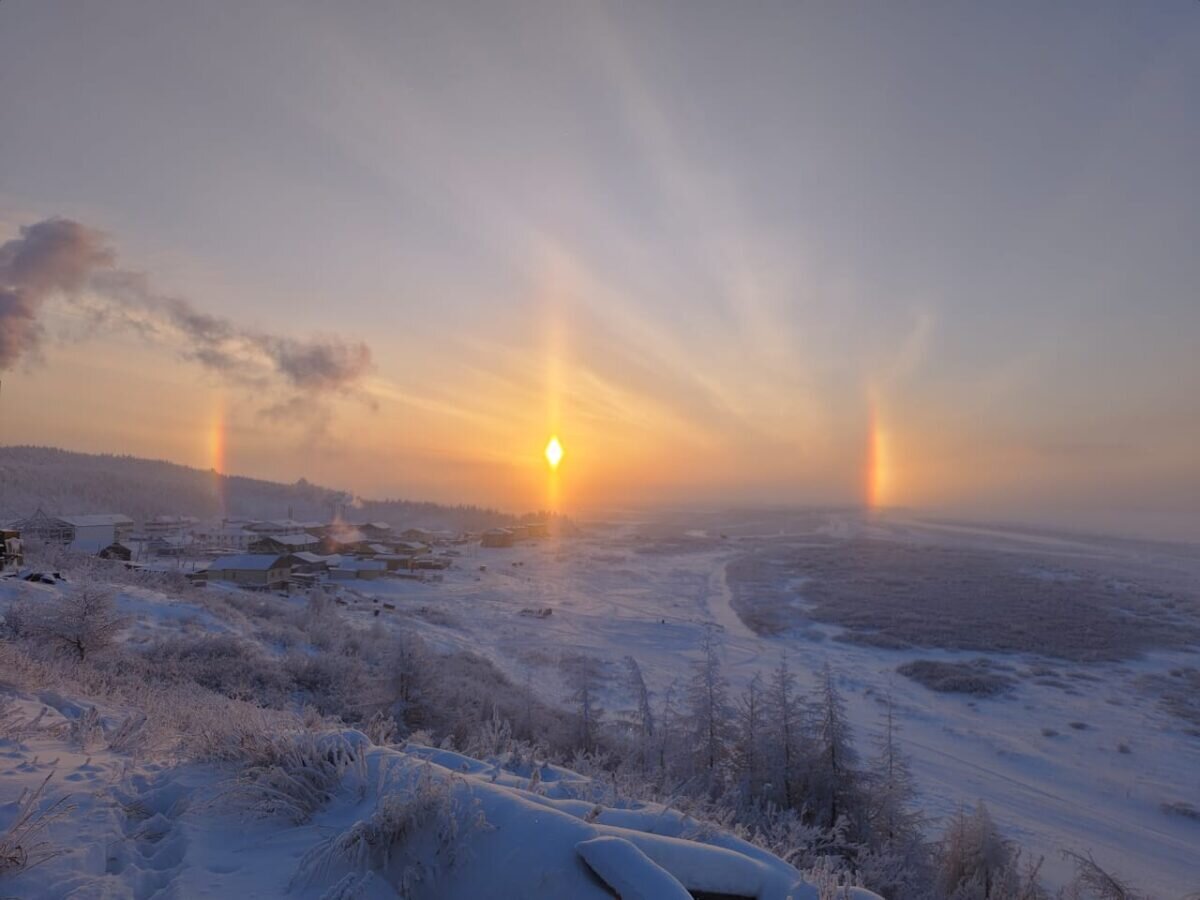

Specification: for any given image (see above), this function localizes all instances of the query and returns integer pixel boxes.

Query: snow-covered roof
[60,514,134,527]
[336,559,386,571]
[149,535,190,546]
[290,551,331,564]
[253,533,316,547]
[207,554,288,571]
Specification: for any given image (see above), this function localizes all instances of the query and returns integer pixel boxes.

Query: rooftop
[207,554,287,571]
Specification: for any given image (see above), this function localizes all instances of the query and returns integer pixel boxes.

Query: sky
[1,1,1198,535]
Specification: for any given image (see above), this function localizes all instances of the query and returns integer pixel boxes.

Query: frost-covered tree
[388,631,427,729]
[683,629,732,789]
[936,803,1020,899]
[860,694,933,898]
[732,672,767,799]
[656,678,684,784]
[562,655,604,754]
[1060,850,1145,900]
[763,654,805,810]
[867,695,924,848]
[624,656,655,776]
[810,662,861,833]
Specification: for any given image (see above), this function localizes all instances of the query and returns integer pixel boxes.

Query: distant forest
[0,446,524,530]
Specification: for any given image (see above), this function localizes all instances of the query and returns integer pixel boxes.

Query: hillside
[0,445,517,530]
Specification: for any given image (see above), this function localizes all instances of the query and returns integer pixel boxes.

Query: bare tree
[624,656,655,776]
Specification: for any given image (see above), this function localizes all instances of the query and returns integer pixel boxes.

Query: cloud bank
[0,218,373,397]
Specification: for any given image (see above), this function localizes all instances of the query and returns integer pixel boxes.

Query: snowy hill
[0,445,516,530]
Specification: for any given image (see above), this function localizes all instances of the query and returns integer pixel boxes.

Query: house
[399,528,433,543]
[320,528,370,555]
[206,554,290,590]
[330,559,386,581]
[147,534,191,556]
[481,528,514,548]
[287,551,334,574]
[360,522,393,540]
[194,524,256,552]
[144,516,199,539]
[246,519,308,536]
[413,556,451,571]
[392,540,428,555]
[522,521,550,538]
[373,554,414,572]
[11,509,134,551]
[249,533,319,554]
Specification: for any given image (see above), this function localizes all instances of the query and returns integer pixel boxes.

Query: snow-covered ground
[2,509,1196,897]
[327,511,1200,897]
[0,709,854,899]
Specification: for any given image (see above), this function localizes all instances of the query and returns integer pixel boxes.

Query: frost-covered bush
[284,649,370,716]
[9,584,126,661]
[224,730,369,824]
[0,772,75,878]
[294,762,489,894]
[140,634,292,705]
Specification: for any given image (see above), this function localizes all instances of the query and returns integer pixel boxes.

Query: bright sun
[544,436,564,470]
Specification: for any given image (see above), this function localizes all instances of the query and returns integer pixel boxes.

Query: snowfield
[1,508,1198,898]
[319,511,1200,897]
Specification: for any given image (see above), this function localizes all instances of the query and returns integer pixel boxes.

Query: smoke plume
[0,217,373,396]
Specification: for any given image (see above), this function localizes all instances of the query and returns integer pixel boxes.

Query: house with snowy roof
[249,532,319,554]
[11,509,134,551]
[205,553,291,590]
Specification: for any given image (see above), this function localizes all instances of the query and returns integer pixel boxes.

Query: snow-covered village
[2,2,1200,899]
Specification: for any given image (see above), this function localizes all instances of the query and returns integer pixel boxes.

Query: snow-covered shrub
[140,634,291,705]
[0,697,67,743]
[284,649,369,716]
[69,705,104,751]
[364,710,400,747]
[0,772,75,878]
[294,762,489,895]
[223,730,368,824]
[105,711,162,756]
[803,855,866,899]
[11,584,126,661]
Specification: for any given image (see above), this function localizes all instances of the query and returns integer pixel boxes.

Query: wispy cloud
[0,218,374,409]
